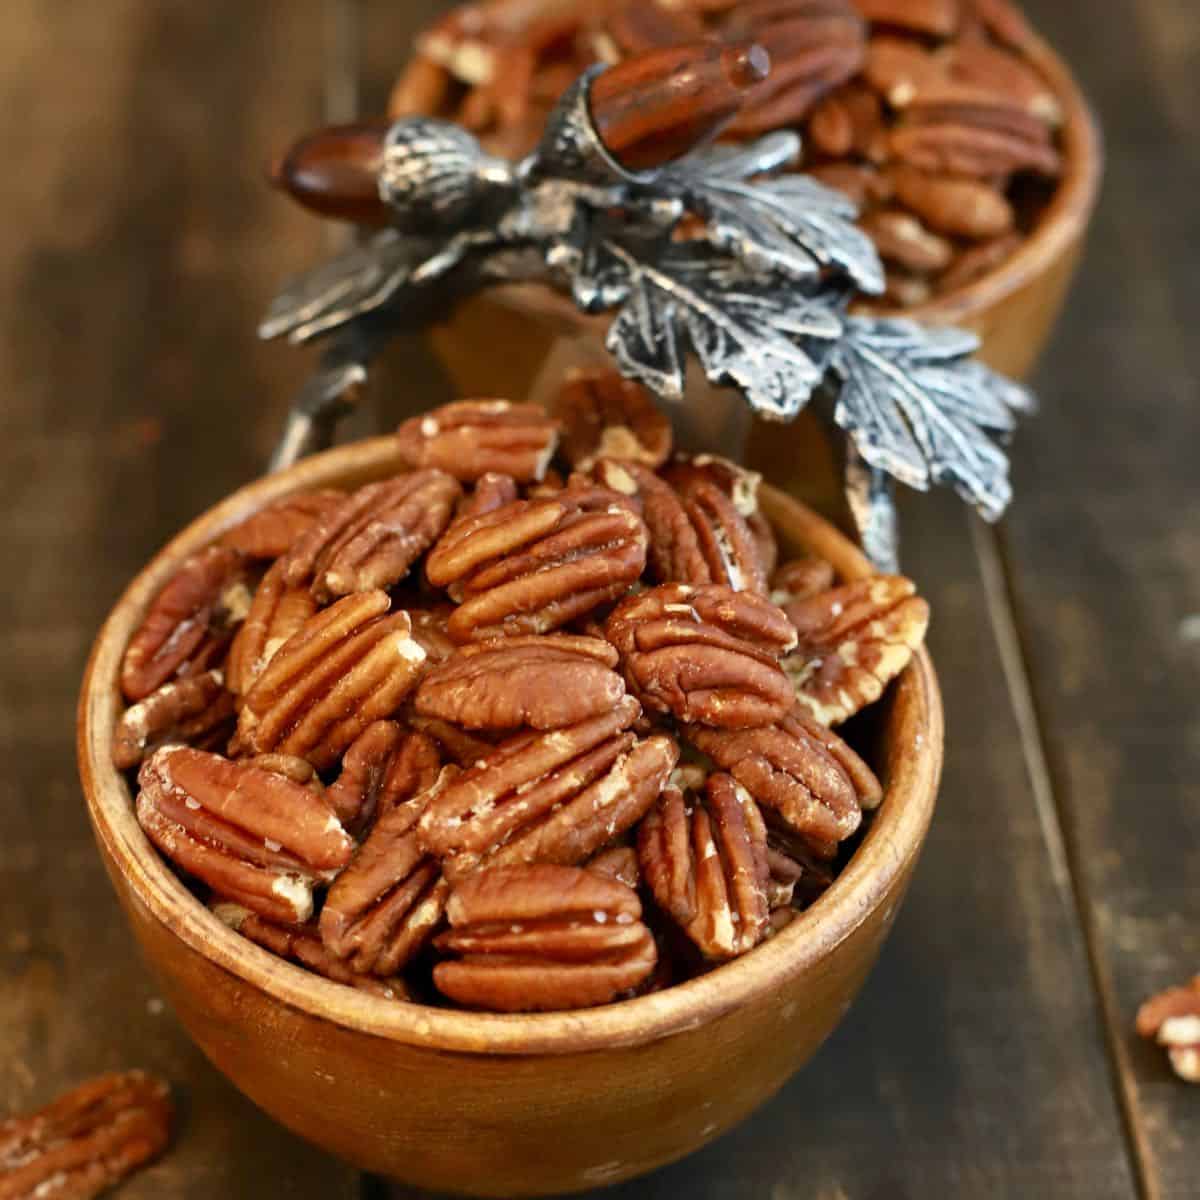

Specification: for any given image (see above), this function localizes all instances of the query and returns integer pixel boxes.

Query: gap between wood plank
[970,514,1159,1200]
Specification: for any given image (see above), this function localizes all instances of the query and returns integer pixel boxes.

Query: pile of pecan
[112,370,928,1012]
[390,0,1062,307]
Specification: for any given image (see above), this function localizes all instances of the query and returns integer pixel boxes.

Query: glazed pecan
[425,494,648,641]
[225,557,318,696]
[859,208,954,273]
[395,400,561,483]
[418,696,678,879]
[234,591,427,770]
[324,721,441,831]
[220,490,345,559]
[212,902,409,1000]
[1136,976,1200,1084]
[433,864,657,1011]
[136,747,354,924]
[551,368,672,472]
[319,791,449,976]
[120,546,250,702]
[780,574,929,725]
[457,472,519,520]
[771,557,837,604]
[888,164,1013,239]
[414,634,625,731]
[0,1071,171,1200]
[638,773,770,960]
[605,584,797,728]
[112,669,235,770]
[687,707,882,849]
[282,471,462,601]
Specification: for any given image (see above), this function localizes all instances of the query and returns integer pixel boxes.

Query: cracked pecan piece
[212,902,409,1000]
[638,773,770,960]
[324,721,442,831]
[220,490,345,559]
[781,574,930,725]
[225,557,319,697]
[112,669,236,770]
[426,493,648,641]
[120,545,251,702]
[282,471,462,602]
[319,789,450,976]
[1136,976,1200,1084]
[414,634,625,731]
[136,746,354,925]
[396,400,561,483]
[233,591,428,770]
[418,696,678,879]
[605,583,797,728]
[433,864,657,1011]
[687,707,882,851]
[0,1070,171,1200]
[551,367,672,472]
[771,557,837,604]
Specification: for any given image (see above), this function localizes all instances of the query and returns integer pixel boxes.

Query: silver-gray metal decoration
[260,65,1032,569]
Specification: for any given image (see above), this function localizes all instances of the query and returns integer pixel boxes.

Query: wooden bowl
[77,438,943,1197]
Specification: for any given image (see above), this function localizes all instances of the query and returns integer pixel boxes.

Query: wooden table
[2,2,1196,1196]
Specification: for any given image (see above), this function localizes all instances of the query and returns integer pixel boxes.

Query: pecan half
[396,400,561,483]
[587,845,641,890]
[860,208,954,273]
[112,669,235,770]
[324,721,441,831]
[771,557,837,604]
[457,472,519,520]
[234,591,428,770]
[808,81,885,158]
[418,696,678,879]
[212,902,409,1000]
[136,747,354,924]
[638,774,769,960]
[282,471,462,601]
[852,0,960,37]
[551,368,672,471]
[687,707,882,849]
[414,634,625,731]
[1136,976,1200,1084]
[0,1071,171,1200]
[605,583,797,728]
[780,574,929,725]
[220,490,345,560]
[225,557,319,697]
[888,163,1013,238]
[890,104,1061,178]
[120,546,250,701]
[426,494,648,640]
[319,791,449,976]
[433,864,657,1011]
[408,714,500,768]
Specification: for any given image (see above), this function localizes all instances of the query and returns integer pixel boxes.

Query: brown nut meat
[433,864,657,1011]
[219,489,345,559]
[418,696,678,879]
[852,0,960,37]
[136,747,354,925]
[0,1070,171,1200]
[457,472,519,520]
[408,714,500,769]
[225,557,319,697]
[282,471,462,602]
[414,634,625,731]
[324,721,442,831]
[112,669,236,770]
[120,545,251,701]
[426,494,648,641]
[781,574,929,725]
[1136,976,1200,1084]
[687,707,882,850]
[889,104,1061,179]
[887,163,1014,239]
[605,583,797,728]
[212,902,409,1000]
[233,591,428,770]
[551,367,672,471]
[396,400,560,483]
[638,773,770,960]
[587,845,641,890]
[770,556,837,604]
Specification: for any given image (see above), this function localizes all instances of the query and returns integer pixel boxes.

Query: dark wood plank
[0,2,361,1194]
[998,2,1200,1196]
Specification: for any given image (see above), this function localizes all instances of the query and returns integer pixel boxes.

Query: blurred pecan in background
[433,864,658,1011]
[0,1070,171,1200]
[605,583,796,727]
[112,669,235,770]
[551,367,672,471]
[771,556,837,604]
[396,400,560,483]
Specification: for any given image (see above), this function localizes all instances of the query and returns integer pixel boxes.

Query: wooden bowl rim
[77,437,943,1057]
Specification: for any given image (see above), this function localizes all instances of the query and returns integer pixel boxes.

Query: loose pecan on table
[112,669,235,770]
[605,583,797,728]
[433,864,658,1011]
[0,1070,171,1200]
[1136,976,1200,1084]
[550,367,673,471]
[136,746,355,924]
[396,400,561,483]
